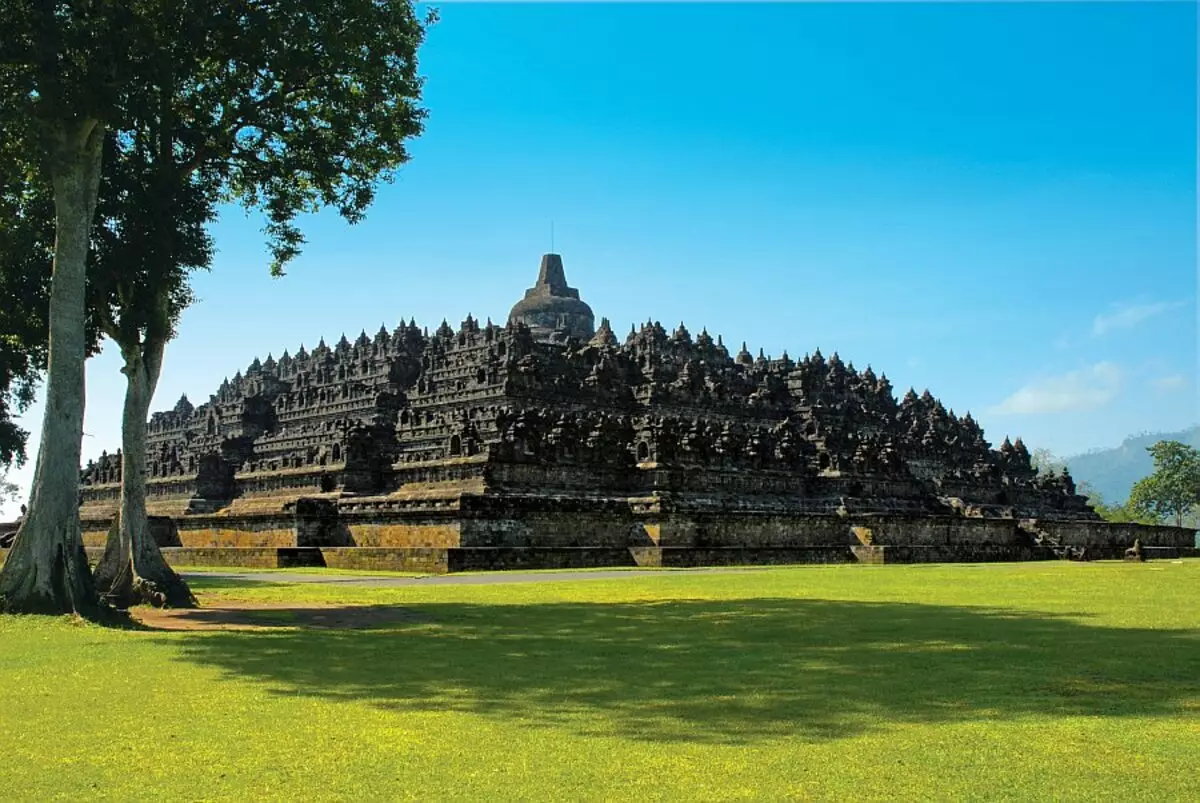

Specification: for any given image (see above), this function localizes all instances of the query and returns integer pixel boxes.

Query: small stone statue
[1124,539,1144,562]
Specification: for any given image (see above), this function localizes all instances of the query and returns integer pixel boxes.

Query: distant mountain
[1063,425,1200,504]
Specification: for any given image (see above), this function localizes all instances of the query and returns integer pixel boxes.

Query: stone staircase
[1019,521,1086,561]
[849,525,886,564]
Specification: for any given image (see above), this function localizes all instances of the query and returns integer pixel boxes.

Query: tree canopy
[1128,440,1200,528]
[0,117,53,469]
[0,471,17,505]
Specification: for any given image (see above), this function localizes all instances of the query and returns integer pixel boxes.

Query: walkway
[181,566,767,588]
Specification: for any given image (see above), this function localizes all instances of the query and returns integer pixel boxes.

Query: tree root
[97,561,196,610]
[94,515,196,610]
[0,536,100,617]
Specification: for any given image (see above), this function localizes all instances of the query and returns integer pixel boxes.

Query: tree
[1030,448,1066,476]
[0,2,149,614]
[87,131,216,608]
[97,0,432,609]
[3,1,434,613]
[1,105,103,492]
[1128,440,1200,527]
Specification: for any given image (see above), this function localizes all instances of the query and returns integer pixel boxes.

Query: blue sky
[3,2,1196,516]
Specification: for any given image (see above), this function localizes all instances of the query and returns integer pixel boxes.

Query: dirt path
[180,566,764,588]
[140,567,770,631]
[135,601,430,631]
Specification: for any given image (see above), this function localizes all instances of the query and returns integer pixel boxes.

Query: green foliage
[1069,481,1157,525]
[1029,447,1065,476]
[160,0,436,273]
[0,471,17,504]
[0,115,53,467]
[0,1,149,131]
[88,126,218,353]
[1,562,1199,799]
[0,0,434,462]
[1089,496,1160,525]
[1128,440,1200,527]
[89,0,436,342]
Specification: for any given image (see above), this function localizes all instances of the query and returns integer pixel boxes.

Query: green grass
[2,561,1198,801]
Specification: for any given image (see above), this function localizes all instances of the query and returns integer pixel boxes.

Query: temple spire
[535,253,569,294]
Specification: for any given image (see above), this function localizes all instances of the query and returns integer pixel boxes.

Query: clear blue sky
[4,1,1197,516]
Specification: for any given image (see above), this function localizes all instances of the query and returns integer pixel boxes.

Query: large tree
[1,105,103,498]
[1128,440,1200,528]
[1,0,433,615]
[0,2,146,614]
[87,131,216,609]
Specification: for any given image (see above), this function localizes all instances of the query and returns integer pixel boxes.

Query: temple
[73,254,1196,570]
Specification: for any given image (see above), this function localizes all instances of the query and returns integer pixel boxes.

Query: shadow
[166,598,1200,744]
[141,604,430,631]
[149,516,183,547]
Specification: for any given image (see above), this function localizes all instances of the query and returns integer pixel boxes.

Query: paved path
[181,566,767,588]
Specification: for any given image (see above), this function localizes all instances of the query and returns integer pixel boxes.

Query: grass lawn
[1,561,1198,801]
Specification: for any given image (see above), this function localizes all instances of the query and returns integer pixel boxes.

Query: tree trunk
[93,334,194,608]
[0,121,104,616]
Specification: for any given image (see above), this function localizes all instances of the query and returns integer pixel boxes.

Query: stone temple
[72,254,1196,571]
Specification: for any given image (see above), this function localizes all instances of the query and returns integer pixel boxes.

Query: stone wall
[460,510,638,548]
[81,525,110,548]
[77,502,1200,560]
[854,516,1026,547]
[161,547,324,568]
[635,545,854,567]
[445,547,638,572]
[174,517,298,548]
[321,547,449,573]
[80,515,184,548]
[342,520,463,548]
[485,462,636,493]
[235,467,336,498]
[15,493,1200,576]
[1038,520,1194,549]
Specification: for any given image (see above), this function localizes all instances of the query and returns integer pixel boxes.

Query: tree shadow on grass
[166,598,1200,744]
[139,603,431,630]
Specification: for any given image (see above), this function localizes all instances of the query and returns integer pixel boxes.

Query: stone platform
[7,541,1197,574]
[47,489,1200,574]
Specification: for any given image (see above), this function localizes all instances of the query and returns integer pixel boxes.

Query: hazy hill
[1062,425,1200,504]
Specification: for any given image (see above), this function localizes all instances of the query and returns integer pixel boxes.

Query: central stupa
[507,253,595,341]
